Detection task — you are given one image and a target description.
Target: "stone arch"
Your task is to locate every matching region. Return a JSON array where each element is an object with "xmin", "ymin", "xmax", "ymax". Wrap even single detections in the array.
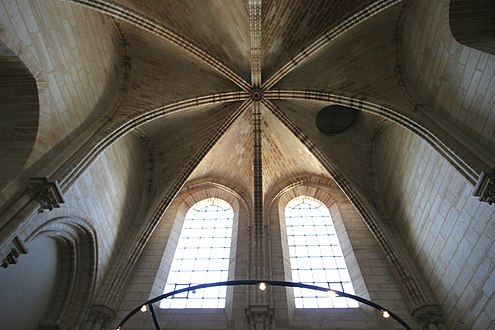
[
  {"xmin": 268, "ymin": 179, "xmax": 369, "ymax": 313},
  {"xmin": 449, "ymin": 0, "xmax": 495, "ymax": 55},
  {"xmin": 395, "ymin": 0, "xmax": 495, "ymax": 180},
  {"xmin": 266, "ymin": 177, "xmax": 416, "ymax": 326},
  {"xmin": 24, "ymin": 213, "xmax": 98, "ymax": 329},
  {"xmin": 0, "ymin": 40, "xmax": 40, "ymax": 191},
  {"xmin": 120, "ymin": 180, "xmax": 251, "ymax": 327},
  {"xmin": 0, "ymin": 235, "xmax": 60, "ymax": 329},
  {"xmin": 153, "ymin": 182, "xmax": 248, "ymax": 296}
]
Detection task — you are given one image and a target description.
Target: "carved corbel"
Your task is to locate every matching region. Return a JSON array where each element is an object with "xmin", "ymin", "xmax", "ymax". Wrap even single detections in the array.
[
  {"xmin": 245, "ymin": 304, "xmax": 273, "ymax": 330},
  {"xmin": 1, "ymin": 236, "xmax": 28, "ymax": 268},
  {"xmin": 88, "ymin": 305, "xmax": 116, "ymax": 329},
  {"xmin": 27, "ymin": 177, "xmax": 65, "ymax": 213},
  {"xmin": 413, "ymin": 305, "xmax": 446, "ymax": 329},
  {"xmin": 473, "ymin": 172, "xmax": 495, "ymax": 204}
]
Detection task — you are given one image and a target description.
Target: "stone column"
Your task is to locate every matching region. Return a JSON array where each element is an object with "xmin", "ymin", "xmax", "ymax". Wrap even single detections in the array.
[
  {"xmin": 0, "ymin": 177, "xmax": 64, "ymax": 262},
  {"xmin": 246, "ymin": 98, "xmax": 274, "ymax": 328}
]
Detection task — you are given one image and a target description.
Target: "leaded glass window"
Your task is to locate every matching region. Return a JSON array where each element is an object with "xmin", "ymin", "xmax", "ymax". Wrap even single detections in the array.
[
  {"xmin": 286, "ymin": 196, "xmax": 358, "ymax": 308},
  {"xmin": 160, "ymin": 198, "xmax": 233, "ymax": 308}
]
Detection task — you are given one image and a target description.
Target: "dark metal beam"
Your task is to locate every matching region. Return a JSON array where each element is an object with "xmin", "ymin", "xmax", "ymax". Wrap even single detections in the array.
[{"xmin": 116, "ymin": 279, "xmax": 411, "ymax": 330}]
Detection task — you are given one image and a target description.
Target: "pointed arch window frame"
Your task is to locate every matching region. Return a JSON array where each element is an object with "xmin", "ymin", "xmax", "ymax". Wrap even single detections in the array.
[
  {"xmin": 160, "ymin": 197, "xmax": 234, "ymax": 309},
  {"xmin": 285, "ymin": 195, "xmax": 359, "ymax": 308},
  {"xmin": 274, "ymin": 184, "xmax": 370, "ymax": 315}
]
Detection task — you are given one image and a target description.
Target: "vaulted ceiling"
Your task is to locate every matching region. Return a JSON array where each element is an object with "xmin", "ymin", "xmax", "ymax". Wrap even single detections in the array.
[{"xmin": 83, "ymin": 0, "xmax": 406, "ymax": 211}]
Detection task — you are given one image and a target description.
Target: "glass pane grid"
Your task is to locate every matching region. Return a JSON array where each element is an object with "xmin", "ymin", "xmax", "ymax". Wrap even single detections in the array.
[
  {"xmin": 161, "ymin": 198, "xmax": 233, "ymax": 309},
  {"xmin": 286, "ymin": 196, "xmax": 358, "ymax": 308}
]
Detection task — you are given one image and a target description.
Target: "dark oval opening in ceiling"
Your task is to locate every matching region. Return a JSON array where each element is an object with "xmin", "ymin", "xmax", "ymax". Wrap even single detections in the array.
[{"xmin": 316, "ymin": 105, "xmax": 358, "ymax": 134}]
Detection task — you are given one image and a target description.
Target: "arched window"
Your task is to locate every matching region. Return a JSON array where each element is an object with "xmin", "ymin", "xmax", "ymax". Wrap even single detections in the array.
[
  {"xmin": 285, "ymin": 196, "xmax": 358, "ymax": 308},
  {"xmin": 160, "ymin": 198, "xmax": 234, "ymax": 309}
]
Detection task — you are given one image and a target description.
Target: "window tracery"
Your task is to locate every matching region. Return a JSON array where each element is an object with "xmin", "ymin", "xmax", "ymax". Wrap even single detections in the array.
[
  {"xmin": 285, "ymin": 195, "xmax": 358, "ymax": 308},
  {"xmin": 160, "ymin": 198, "xmax": 234, "ymax": 309}
]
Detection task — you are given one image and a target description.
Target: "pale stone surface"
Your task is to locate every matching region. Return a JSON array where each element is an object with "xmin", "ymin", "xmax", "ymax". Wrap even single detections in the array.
[{"xmin": 0, "ymin": 0, "xmax": 494, "ymax": 329}]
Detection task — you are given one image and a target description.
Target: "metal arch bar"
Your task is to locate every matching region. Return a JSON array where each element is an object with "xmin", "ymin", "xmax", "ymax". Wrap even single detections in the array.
[
  {"xmin": 148, "ymin": 303, "xmax": 160, "ymax": 329},
  {"xmin": 116, "ymin": 280, "xmax": 412, "ymax": 330}
]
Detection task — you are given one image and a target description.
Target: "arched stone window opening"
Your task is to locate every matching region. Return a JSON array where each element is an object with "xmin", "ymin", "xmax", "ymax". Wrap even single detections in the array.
[
  {"xmin": 449, "ymin": 0, "xmax": 495, "ymax": 55},
  {"xmin": 285, "ymin": 195, "xmax": 358, "ymax": 308},
  {"xmin": 161, "ymin": 197, "xmax": 234, "ymax": 309}
]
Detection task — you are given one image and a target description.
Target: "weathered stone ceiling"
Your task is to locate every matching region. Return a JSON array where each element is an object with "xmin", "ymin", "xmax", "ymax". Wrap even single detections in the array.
[
  {"xmin": 186, "ymin": 103, "xmax": 332, "ymax": 203},
  {"xmin": 0, "ymin": 0, "xmax": 123, "ymax": 157},
  {"xmin": 270, "ymin": 99, "xmax": 387, "ymax": 205},
  {"xmin": 114, "ymin": 0, "xmax": 251, "ymax": 81},
  {"xmin": 0, "ymin": 0, "xmax": 408, "ymax": 223},
  {"xmin": 118, "ymin": 23, "xmax": 242, "ymax": 119},
  {"xmin": 114, "ymin": 0, "xmax": 404, "ymax": 212},
  {"xmin": 188, "ymin": 107, "xmax": 254, "ymax": 199},
  {"xmin": 261, "ymin": 0, "xmax": 376, "ymax": 78},
  {"xmin": 260, "ymin": 105, "xmax": 330, "ymax": 199},
  {"xmin": 138, "ymin": 101, "xmax": 244, "ymax": 199},
  {"xmin": 274, "ymin": 5, "xmax": 407, "ymax": 110}
]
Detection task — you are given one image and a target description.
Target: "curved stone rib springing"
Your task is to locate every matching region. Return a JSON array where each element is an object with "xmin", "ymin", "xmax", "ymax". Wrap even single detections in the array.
[
  {"xmin": 262, "ymin": 0, "xmax": 401, "ymax": 90},
  {"xmin": 264, "ymin": 89, "xmax": 479, "ymax": 185},
  {"xmin": 262, "ymin": 98, "xmax": 428, "ymax": 307},
  {"xmin": 101, "ymin": 99, "xmax": 253, "ymax": 307},
  {"xmin": 65, "ymin": 0, "xmax": 251, "ymax": 91},
  {"xmin": 56, "ymin": 91, "xmax": 250, "ymax": 190},
  {"xmin": 249, "ymin": 0, "xmax": 262, "ymax": 87}
]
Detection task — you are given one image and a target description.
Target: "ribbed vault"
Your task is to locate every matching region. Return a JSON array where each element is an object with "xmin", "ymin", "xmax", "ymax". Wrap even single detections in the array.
[{"xmin": 2, "ymin": 1, "xmax": 495, "ymax": 328}]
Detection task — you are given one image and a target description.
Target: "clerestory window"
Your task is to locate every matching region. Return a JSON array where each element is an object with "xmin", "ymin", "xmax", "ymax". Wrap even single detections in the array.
[
  {"xmin": 160, "ymin": 198, "xmax": 234, "ymax": 309},
  {"xmin": 285, "ymin": 196, "xmax": 358, "ymax": 308}
]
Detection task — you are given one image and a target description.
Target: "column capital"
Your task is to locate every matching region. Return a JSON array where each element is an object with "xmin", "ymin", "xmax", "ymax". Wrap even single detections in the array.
[
  {"xmin": 245, "ymin": 304, "xmax": 273, "ymax": 329},
  {"xmin": 27, "ymin": 177, "xmax": 65, "ymax": 213},
  {"xmin": 89, "ymin": 304, "xmax": 116, "ymax": 326},
  {"xmin": 1, "ymin": 236, "xmax": 28, "ymax": 268},
  {"xmin": 412, "ymin": 305, "xmax": 445, "ymax": 328},
  {"xmin": 473, "ymin": 171, "xmax": 495, "ymax": 204}
]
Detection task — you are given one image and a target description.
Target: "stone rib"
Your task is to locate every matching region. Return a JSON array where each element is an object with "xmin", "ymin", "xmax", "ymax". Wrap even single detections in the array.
[
  {"xmin": 262, "ymin": 98, "xmax": 428, "ymax": 307},
  {"xmin": 101, "ymin": 99, "xmax": 253, "ymax": 307},
  {"xmin": 249, "ymin": 0, "xmax": 262, "ymax": 87},
  {"xmin": 264, "ymin": 89, "xmax": 479, "ymax": 185},
  {"xmin": 57, "ymin": 91, "xmax": 250, "ymax": 190},
  {"xmin": 263, "ymin": 0, "xmax": 401, "ymax": 90},
  {"xmin": 66, "ymin": 0, "xmax": 251, "ymax": 91}
]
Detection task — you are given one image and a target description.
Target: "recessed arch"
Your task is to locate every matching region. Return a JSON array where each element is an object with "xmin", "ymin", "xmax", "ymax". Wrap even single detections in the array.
[
  {"xmin": 449, "ymin": 0, "xmax": 495, "ymax": 55},
  {"xmin": 56, "ymin": 93, "xmax": 250, "ymax": 190},
  {"xmin": 263, "ymin": 90, "xmax": 483, "ymax": 185},
  {"xmin": 266, "ymin": 179, "xmax": 413, "ymax": 325},
  {"xmin": 0, "ymin": 236, "xmax": 60, "ymax": 330},
  {"xmin": 23, "ymin": 213, "xmax": 98, "ymax": 329},
  {"xmin": 272, "ymin": 181, "xmax": 369, "ymax": 298},
  {"xmin": 129, "ymin": 181, "xmax": 250, "ymax": 323},
  {"xmin": 284, "ymin": 195, "xmax": 359, "ymax": 308},
  {"xmin": 0, "ymin": 41, "xmax": 40, "ymax": 191}
]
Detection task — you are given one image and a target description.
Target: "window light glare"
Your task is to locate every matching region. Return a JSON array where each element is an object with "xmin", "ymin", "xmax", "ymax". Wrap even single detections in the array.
[
  {"xmin": 382, "ymin": 310, "xmax": 390, "ymax": 319},
  {"xmin": 259, "ymin": 282, "xmax": 267, "ymax": 291},
  {"xmin": 328, "ymin": 289, "xmax": 337, "ymax": 298},
  {"xmin": 140, "ymin": 304, "xmax": 148, "ymax": 313}
]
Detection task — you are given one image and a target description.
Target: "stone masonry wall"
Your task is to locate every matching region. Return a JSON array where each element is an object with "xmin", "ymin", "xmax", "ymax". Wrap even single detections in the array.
[
  {"xmin": 0, "ymin": 0, "xmax": 122, "ymax": 165},
  {"xmin": 373, "ymin": 123, "xmax": 495, "ymax": 329},
  {"xmin": 268, "ymin": 184, "xmax": 417, "ymax": 329},
  {"xmin": 401, "ymin": 0, "xmax": 495, "ymax": 151},
  {"xmin": 64, "ymin": 132, "xmax": 148, "ymax": 287}
]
